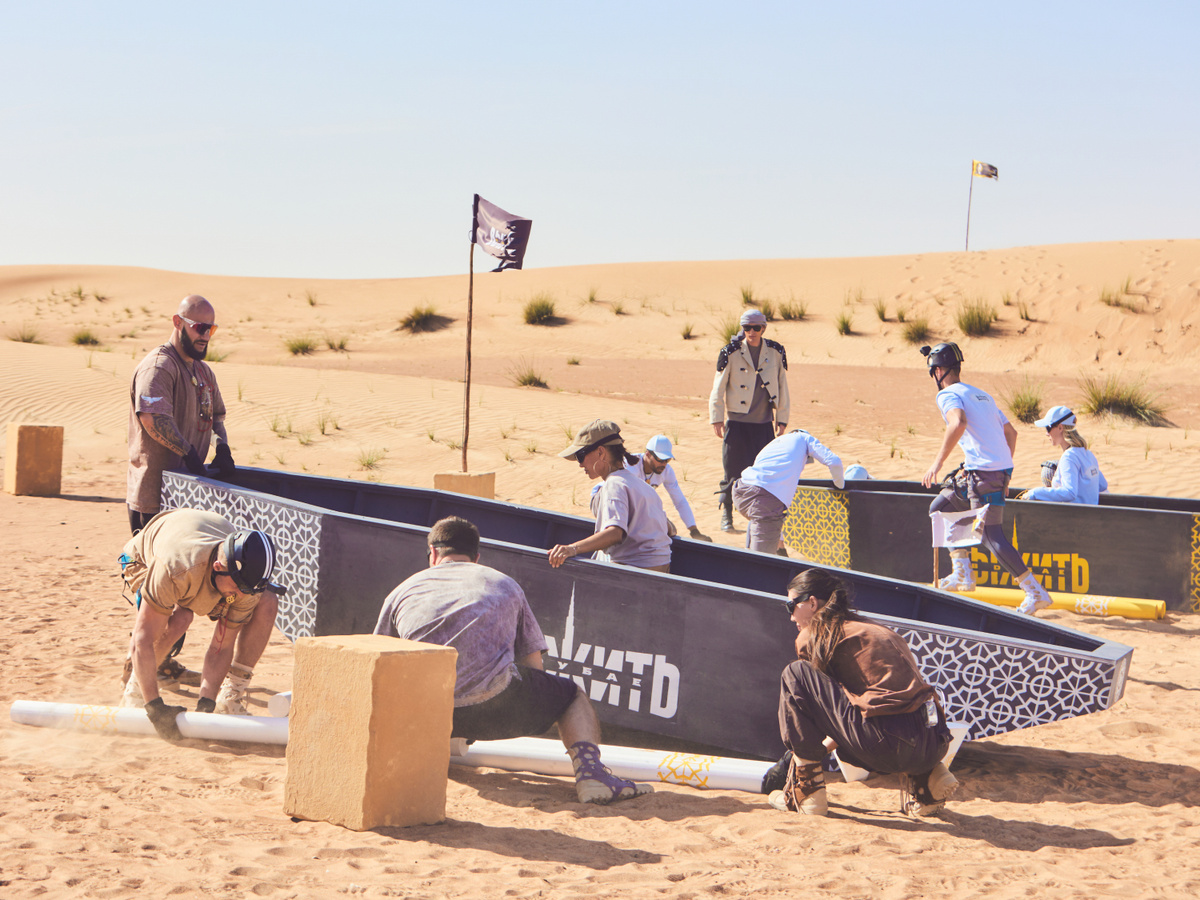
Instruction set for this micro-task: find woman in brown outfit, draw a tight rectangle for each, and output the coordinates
[771,568,959,817]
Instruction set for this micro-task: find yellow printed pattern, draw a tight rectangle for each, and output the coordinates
[1190,516,1200,613]
[72,705,121,733]
[781,488,851,567]
[658,752,716,787]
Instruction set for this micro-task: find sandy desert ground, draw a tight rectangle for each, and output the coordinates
[2,239,1199,898]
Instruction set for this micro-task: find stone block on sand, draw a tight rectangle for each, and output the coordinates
[433,471,495,499]
[4,423,63,496]
[284,634,457,830]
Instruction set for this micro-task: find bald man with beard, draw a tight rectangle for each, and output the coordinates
[127,295,234,533]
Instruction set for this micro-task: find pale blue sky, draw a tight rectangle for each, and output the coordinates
[2,2,1196,278]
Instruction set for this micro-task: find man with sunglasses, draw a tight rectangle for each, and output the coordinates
[118,509,284,741]
[127,295,236,534]
[709,309,790,533]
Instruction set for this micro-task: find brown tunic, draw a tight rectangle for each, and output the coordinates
[799,620,935,718]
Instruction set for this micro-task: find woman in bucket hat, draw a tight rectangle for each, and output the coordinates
[549,420,671,572]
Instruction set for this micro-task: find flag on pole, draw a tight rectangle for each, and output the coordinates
[972,160,999,180]
[471,194,532,271]
[930,506,989,548]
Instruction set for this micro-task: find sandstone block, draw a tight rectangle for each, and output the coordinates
[284,634,456,830]
[433,471,495,499]
[4,423,63,496]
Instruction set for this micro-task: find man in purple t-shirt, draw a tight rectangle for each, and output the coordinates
[374,516,652,806]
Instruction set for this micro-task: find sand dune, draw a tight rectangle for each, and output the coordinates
[3,240,1200,898]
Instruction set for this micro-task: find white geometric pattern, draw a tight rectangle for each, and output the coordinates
[161,473,320,642]
[891,621,1122,740]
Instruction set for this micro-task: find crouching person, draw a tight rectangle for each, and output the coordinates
[771,568,958,818]
[119,508,285,740]
[374,516,653,806]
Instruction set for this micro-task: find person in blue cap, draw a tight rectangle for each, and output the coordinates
[1017,406,1108,504]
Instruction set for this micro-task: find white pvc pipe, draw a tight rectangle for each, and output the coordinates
[9,701,289,744]
[450,736,773,793]
[267,691,292,717]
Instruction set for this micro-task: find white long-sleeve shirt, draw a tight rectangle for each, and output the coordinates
[1024,447,1107,504]
[739,430,845,506]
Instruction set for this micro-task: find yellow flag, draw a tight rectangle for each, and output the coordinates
[972,160,999,180]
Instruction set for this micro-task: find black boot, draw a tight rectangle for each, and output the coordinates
[719,494,734,532]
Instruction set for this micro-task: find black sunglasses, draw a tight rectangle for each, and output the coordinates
[785,593,809,615]
[574,442,601,464]
[744,324,764,332]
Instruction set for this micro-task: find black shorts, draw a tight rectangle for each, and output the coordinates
[452,665,579,741]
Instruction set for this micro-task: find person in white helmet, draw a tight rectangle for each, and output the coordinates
[1017,406,1108,504]
[919,342,1053,616]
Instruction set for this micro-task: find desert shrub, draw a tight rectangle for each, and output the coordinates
[400,305,439,333]
[873,298,888,321]
[718,314,739,344]
[740,285,755,306]
[1002,377,1044,424]
[510,358,549,389]
[8,323,41,343]
[956,298,998,337]
[1099,287,1140,312]
[285,335,317,355]
[901,317,931,344]
[1078,374,1168,425]
[835,311,853,335]
[523,293,556,325]
[779,299,808,321]
[72,328,100,346]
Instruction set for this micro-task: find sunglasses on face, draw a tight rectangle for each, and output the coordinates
[744,324,764,332]
[785,593,810,615]
[180,315,218,337]
[574,446,594,464]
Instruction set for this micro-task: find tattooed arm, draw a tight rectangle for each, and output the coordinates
[137,412,190,457]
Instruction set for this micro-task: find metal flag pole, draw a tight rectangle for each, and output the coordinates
[462,240,474,473]
[965,161,976,251]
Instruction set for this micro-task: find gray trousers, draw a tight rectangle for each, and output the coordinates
[733,480,788,553]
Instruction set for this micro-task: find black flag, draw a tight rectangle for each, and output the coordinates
[471,194,532,271]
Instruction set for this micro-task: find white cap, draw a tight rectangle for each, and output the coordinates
[844,464,870,480]
[1034,405,1076,429]
[645,434,675,461]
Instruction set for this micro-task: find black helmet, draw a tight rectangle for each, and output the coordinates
[920,342,963,373]
[222,530,287,595]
